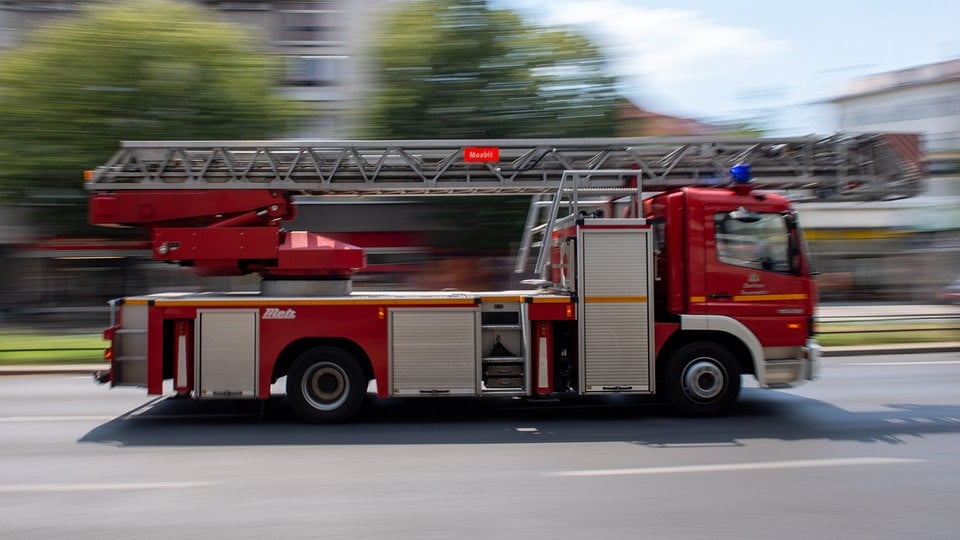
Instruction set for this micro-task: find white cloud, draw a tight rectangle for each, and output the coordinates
[508,0,792,116]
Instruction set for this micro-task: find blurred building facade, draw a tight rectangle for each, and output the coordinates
[801,59,960,301]
[832,59,960,158]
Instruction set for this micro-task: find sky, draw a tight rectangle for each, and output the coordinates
[495,0,960,135]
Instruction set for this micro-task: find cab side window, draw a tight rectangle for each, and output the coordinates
[714,211,790,273]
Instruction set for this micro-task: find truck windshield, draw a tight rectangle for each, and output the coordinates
[714,212,790,273]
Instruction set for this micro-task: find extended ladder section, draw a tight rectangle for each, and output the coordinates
[86,134,924,200]
[84,134,926,282]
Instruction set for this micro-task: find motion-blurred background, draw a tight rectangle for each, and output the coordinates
[1,0,958,329]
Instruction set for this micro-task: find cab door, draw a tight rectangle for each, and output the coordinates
[702,202,813,348]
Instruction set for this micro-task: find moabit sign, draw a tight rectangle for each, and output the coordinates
[463,147,499,162]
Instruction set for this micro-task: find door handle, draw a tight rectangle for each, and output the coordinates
[709,292,734,299]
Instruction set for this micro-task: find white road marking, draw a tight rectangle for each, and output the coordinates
[0,481,219,493]
[0,415,115,423]
[885,417,959,425]
[0,411,259,423]
[547,457,924,477]
[846,360,960,366]
[646,442,743,448]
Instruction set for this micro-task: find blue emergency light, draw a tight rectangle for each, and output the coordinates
[730,163,751,184]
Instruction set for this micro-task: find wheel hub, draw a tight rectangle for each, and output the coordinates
[683,359,725,401]
[303,363,349,410]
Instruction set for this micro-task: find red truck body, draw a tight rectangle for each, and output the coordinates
[97,183,818,421]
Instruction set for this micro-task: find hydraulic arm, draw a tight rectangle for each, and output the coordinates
[89,189,364,277]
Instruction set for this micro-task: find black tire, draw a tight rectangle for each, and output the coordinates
[286,346,366,423]
[665,342,741,417]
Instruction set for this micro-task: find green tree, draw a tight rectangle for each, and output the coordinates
[366,0,622,255]
[366,0,621,139]
[0,0,305,231]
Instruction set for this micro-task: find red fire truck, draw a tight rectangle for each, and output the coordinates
[86,135,923,422]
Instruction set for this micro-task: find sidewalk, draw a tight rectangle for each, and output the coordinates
[2,343,958,376]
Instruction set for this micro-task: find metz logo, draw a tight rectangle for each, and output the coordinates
[262,308,296,320]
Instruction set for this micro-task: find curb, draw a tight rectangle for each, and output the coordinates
[0,364,107,376]
[2,344,959,376]
[819,342,960,357]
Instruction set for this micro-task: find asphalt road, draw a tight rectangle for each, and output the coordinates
[1,351,959,539]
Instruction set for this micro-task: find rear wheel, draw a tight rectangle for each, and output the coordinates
[665,342,741,416]
[286,346,366,423]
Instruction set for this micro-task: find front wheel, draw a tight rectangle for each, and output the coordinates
[286,346,366,423]
[665,342,741,417]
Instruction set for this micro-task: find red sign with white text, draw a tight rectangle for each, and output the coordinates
[463,147,499,162]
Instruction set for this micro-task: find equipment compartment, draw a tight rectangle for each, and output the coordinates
[480,301,528,393]
[390,308,480,396]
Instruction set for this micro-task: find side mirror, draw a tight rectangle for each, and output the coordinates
[783,211,798,231]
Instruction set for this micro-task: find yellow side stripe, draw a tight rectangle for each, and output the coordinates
[127,295,575,307]
[733,294,808,302]
[804,229,910,240]
[478,296,525,303]
[528,296,575,304]
[583,296,648,303]
[149,298,479,308]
